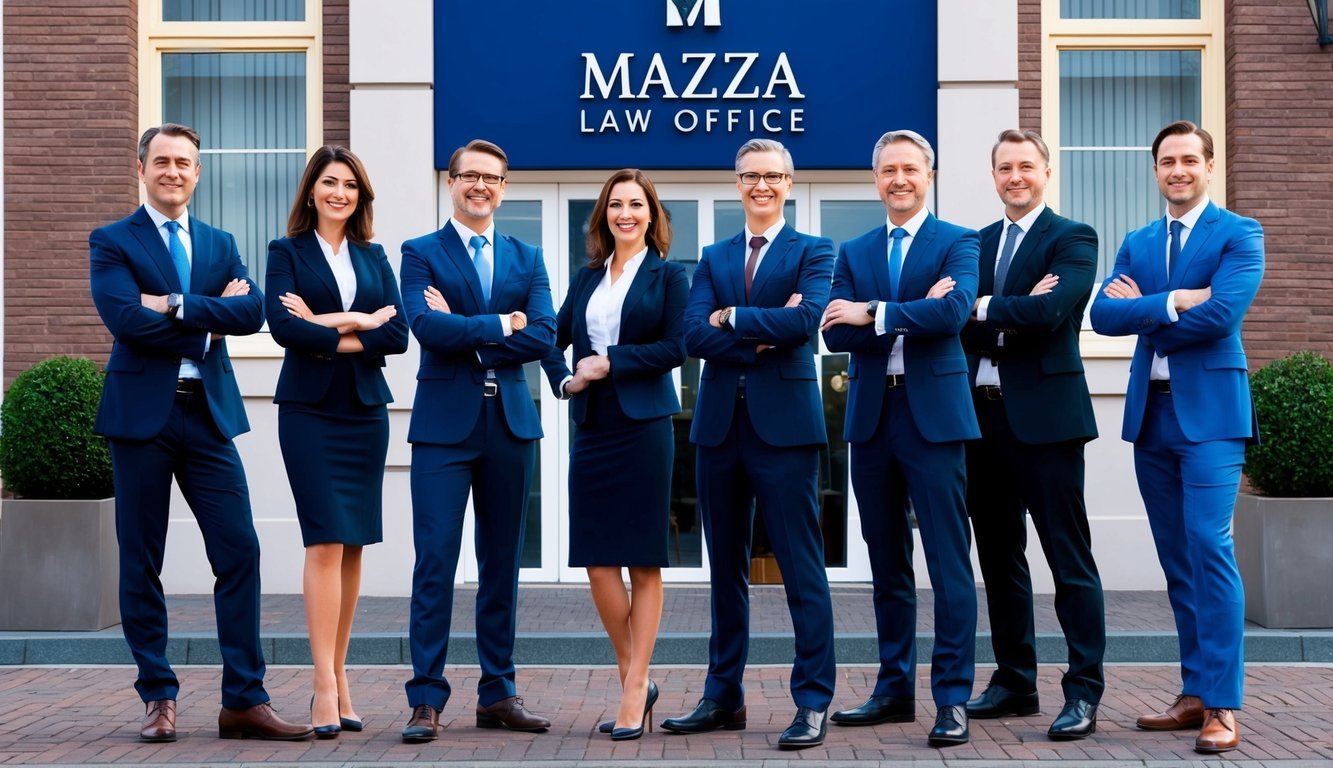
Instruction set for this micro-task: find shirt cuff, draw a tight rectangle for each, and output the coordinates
[975,295,991,322]
[1165,291,1180,323]
[558,375,574,400]
[499,313,513,336]
[874,309,887,336]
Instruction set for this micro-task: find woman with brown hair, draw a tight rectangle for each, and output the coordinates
[541,169,688,740]
[266,146,408,737]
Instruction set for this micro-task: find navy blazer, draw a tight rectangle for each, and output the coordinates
[684,224,834,448]
[400,221,556,444]
[1090,202,1264,443]
[541,251,687,424]
[822,214,981,444]
[962,207,1099,445]
[265,231,408,406]
[90,206,264,441]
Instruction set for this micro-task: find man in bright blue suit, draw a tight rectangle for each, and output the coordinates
[821,129,980,748]
[90,123,312,743]
[660,139,836,750]
[398,139,556,741]
[1090,120,1263,755]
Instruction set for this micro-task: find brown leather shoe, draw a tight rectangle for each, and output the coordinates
[1195,708,1241,753]
[140,699,177,743]
[476,696,550,732]
[1136,694,1204,731]
[218,702,315,740]
[402,704,440,743]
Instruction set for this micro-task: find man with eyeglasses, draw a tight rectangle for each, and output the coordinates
[662,139,836,750]
[821,129,980,748]
[397,138,556,742]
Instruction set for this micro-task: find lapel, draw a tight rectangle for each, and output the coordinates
[1146,218,1169,291]
[620,250,663,337]
[348,241,377,312]
[438,221,487,312]
[750,224,795,303]
[128,207,180,291]
[293,230,343,309]
[721,232,746,306]
[1003,207,1055,294]
[1169,202,1219,290]
[185,216,213,294]
[489,232,514,312]
[977,221,1002,296]
[570,263,603,347]
[899,213,939,300]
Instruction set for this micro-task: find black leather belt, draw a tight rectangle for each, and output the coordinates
[975,385,1003,401]
[885,373,906,389]
[175,378,202,395]
[483,381,499,397]
[1149,380,1172,394]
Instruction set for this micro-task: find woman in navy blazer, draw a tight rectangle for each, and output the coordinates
[541,169,688,740]
[266,146,408,737]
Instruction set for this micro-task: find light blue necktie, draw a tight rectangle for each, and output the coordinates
[993,221,1022,297]
[888,227,907,301]
[470,234,491,303]
[1168,220,1183,282]
[164,220,190,291]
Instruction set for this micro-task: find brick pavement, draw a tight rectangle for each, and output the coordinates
[1,663,1330,766]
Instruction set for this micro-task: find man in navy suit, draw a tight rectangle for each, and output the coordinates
[89,123,312,742]
[1091,121,1263,754]
[660,139,836,750]
[960,130,1105,740]
[821,129,980,747]
[398,139,556,741]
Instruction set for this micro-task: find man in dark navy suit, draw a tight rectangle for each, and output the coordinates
[821,129,980,748]
[961,130,1105,740]
[89,123,312,743]
[398,139,556,741]
[660,139,836,750]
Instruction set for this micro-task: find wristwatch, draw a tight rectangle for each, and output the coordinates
[865,300,880,319]
[167,292,183,318]
[718,306,734,331]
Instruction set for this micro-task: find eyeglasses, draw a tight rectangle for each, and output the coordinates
[737,172,790,186]
[453,171,505,186]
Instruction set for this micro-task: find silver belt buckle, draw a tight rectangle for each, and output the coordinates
[483,381,499,397]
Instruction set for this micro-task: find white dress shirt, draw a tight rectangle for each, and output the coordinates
[974,202,1046,387]
[144,203,204,378]
[1150,195,1209,381]
[450,216,512,337]
[873,206,931,375]
[314,231,357,312]
[586,248,647,355]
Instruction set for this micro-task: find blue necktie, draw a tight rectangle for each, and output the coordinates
[888,227,906,301]
[993,221,1022,297]
[164,220,190,291]
[1168,220,1183,282]
[470,234,491,303]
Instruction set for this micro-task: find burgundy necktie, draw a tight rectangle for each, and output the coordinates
[745,235,766,302]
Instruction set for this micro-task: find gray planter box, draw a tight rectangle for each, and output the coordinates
[1234,493,1333,629]
[0,497,119,631]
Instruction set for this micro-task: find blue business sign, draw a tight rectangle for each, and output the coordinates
[434,0,938,170]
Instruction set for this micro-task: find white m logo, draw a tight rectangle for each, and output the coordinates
[667,0,721,28]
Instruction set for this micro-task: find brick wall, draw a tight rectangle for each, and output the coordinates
[1018,0,1042,131]
[323,0,350,147]
[3,0,137,383]
[1227,0,1333,366]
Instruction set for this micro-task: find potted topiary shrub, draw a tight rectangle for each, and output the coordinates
[0,356,118,630]
[1235,350,1333,628]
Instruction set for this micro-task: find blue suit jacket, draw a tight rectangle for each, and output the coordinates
[684,224,833,448]
[540,251,688,424]
[962,208,1099,445]
[1090,202,1264,443]
[90,206,264,441]
[400,221,556,444]
[822,214,981,444]
[265,231,409,406]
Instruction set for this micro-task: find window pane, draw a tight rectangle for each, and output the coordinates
[495,201,542,247]
[819,353,850,567]
[713,200,797,242]
[819,201,885,249]
[1059,49,1201,280]
[164,0,304,21]
[671,357,703,568]
[163,51,307,290]
[662,200,699,281]
[1060,0,1199,19]
[567,199,596,276]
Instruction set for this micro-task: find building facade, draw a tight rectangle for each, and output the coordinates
[4,0,1330,595]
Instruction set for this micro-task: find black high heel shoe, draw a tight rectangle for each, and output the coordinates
[311,694,341,739]
[610,680,658,741]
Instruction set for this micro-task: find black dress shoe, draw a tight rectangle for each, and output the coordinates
[927,705,969,747]
[778,707,827,749]
[1048,699,1098,740]
[965,683,1040,719]
[600,680,658,734]
[660,698,746,733]
[830,695,915,726]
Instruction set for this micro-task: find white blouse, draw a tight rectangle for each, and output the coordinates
[585,248,647,355]
[314,231,357,312]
